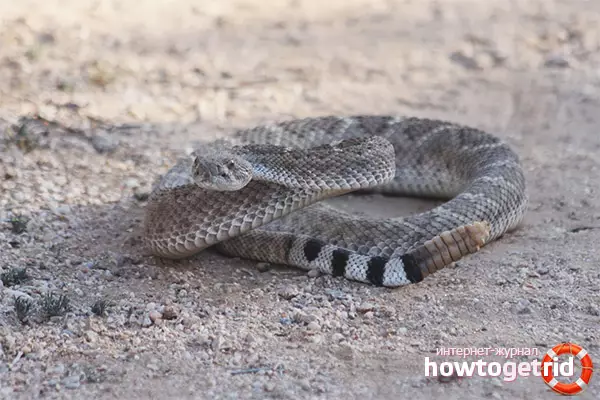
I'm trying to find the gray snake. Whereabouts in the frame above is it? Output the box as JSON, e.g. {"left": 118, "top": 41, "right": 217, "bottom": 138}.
{"left": 143, "top": 116, "right": 527, "bottom": 287}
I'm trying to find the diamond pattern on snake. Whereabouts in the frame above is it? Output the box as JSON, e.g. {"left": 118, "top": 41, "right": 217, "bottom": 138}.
{"left": 144, "top": 116, "right": 527, "bottom": 287}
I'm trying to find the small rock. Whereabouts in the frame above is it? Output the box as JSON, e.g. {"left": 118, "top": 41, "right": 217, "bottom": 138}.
{"left": 397, "top": 327, "right": 408, "bottom": 335}
{"left": 91, "top": 133, "right": 119, "bottom": 153}
{"left": 264, "top": 381, "right": 276, "bottom": 392}
{"left": 363, "top": 311, "right": 374, "bottom": 319}
{"left": 513, "top": 299, "right": 532, "bottom": 314}
{"left": 246, "top": 353, "right": 259, "bottom": 365}
{"left": 133, "top": 189, "right": 150, "bottom": 201}
{"left": 4, "top": 289, "right": 32, "bottom": 300}
{"left": 278, "top": 285, "right": 299, "bottom": 300}
{"left": 325, "top": 289, "right": 347, "bottom": 300}
{"left": 141, "top": 315, "right": 153, "bottom": 327}
{"left": 53, "top": 205, "right": 71, "bottom": 215}
{"left": 307, "top": 321, "right": 321, "bottom": 331}
{"left": 490, "top": 377, "right": 503, "bottom": 388}
{"left": 244, "top": 333, "right": 257, "bottom": 345}
{"left": 146, "top": 363, "right": 159, "bottom": 371}
{"left": 148, "top": 310, "right": 162, "bottom": 322}
{"left": 536, "top": 265, "right": 550, "bottom": 275}
{"left": 211, "top": 336, "right": 223, "bottom": 352}
{"left": 449, "top": 51, "right": 480, "bottom": 70}
{"left": 438, "top": 372, "right": 459, "bottom": 383}
{"left": 62, "top": 374, "right": 81, "bottom": 389}
{"left": 544, "top": 54, "right": 570, "bottom": 68}
{"left": 587, "top": 304, "right": 600, "bottom": 316}
{"left": 84, "top": 330, "right": 99, "bottom": 343}
{"left": 256, "top": 262, "right": 270, "bottom": 272}
{"left": 294, "top": 312, "right": 317, "bottom": 324}
{"left": 331, "top": 333, "right": 344, "bottom": 342}
{"left": 162, "top": 305, "right": 178, "bottom": 320}
{"left": 51, "top": 364, "right": 66, "bottom": 375}
{"left": 307, "top": 269, "right": 321, "bottom": 278}
{"left": 409, "top": 377, "right": 426, "bottom": 388}
{"left": 527, "top": 270, "right": 540, "bottom": 278}
{"left": 569, "top": 265, "right": 581, "bottom": 271}
{"left": 298, "top": 379, "right": 311, "bottom": 391}
{"left": 123, "top": 178, "right": 140, "bottom": 188}
{"left": 356, "top": 302, "right": 376, "bottom": 313}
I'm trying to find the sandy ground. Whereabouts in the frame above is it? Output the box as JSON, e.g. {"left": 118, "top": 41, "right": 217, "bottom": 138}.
{"left": 0, "top": 0, "right": 599, "bottom": 399}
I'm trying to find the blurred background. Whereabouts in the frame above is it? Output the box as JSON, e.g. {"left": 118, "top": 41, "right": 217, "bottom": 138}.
{"left": 1, "top": 0, "right": 598, "bottom": 129}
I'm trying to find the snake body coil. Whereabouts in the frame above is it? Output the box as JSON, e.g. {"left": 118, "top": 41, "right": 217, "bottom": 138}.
{"left": 144, "top": 116, "right": 527, "bottom": 287}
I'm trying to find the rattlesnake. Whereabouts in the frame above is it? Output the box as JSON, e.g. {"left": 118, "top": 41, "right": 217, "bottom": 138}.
{"left": 143, "top": 116, "right": 527, "bottom": 287}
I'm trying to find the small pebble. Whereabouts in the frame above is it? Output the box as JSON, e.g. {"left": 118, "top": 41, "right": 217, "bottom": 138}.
{"left": 256, "top": 262, "right": 270, "bottom": 272}
{"left": 294, "top": 312, "right": 317, "bottom": 324}
{"left": 84, "top": 330, "right": 99, "bottom": 343}
{"left": 146, "top": 363, "right": 159, "bottom": 371}
{"left": 307, "top": 321, "right": 321, "bottom": 331}
{"left": 513, "top": 299, "right": 532, "bottom": 314}
{"left": 587, "top": 304, "right": 599, "bottom": 316}
{"left": 148, "top": 310, "right": 163, "bottom": 322}
{"left": 325, "top": 289, "right": 347, "bottom": 300}
{"left": 536, "top": 265, "right": 550, "bottom": 275}
{"left": 162, "top": 305, "right": 179, "bottom": 320}
{"left": 449, "top": 51, "right": 480, "bottom": 70}
{"left": 246, "top": 353, "right": 259, "bottom": 365}
{"left": 133, "top": 189, "right": 150, "bottom": 201}
{"left": 356, "top": 302, "right": 376, "bottom": 313}
{"left": 62, "top": 375, "right": 81, "bottom": 389}
{"left": 307, "top": 269, "right": 321, "bottom": 278}
{"left": 544, "top": 54, "right": 570, "bottom": 68}
{"left": 298, "top": 379, "right": 311, "bottom": 391}
{"left": 278, "top": 285, "right": 299, "bottom": 300}
{"left": 141, "top": 315, "right": 153, "bottom": 327}
{"left": 331, "top": 333, "right": 344, "bottom": 342}
{"left": 91, "top": 133, "right": 119, "bottom": 153}
{"left": 51, "top": 364, "right": 66, "bottom": 375}
{"left": 264, "top": 382, "right": 276, "bottom": 392}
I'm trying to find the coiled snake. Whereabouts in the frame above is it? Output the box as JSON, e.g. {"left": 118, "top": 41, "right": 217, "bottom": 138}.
{"left": 143, "top": 116, "right": 527, "bottom": 287}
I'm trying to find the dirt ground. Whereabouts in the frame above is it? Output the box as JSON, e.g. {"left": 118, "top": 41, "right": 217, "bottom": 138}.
{"left": 0, "top": 0, "right": 599, "bottom": 399}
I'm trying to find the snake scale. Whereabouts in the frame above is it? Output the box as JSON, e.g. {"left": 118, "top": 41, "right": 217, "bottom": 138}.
{"left": 143, "top": 116, "right": 527, "bottom": 287}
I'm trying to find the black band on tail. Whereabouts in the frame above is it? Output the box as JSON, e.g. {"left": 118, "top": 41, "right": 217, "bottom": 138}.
{"left": 401, "top": 253, "right": 424, "bottom": 283}
{"left": 366, "top": 256, "right": 387, "bottom": 286}
{"left": 331, "top": 249, "right": 350, "bottom": 277}
{"left": 304, "top": 239, "right": 324, "bottom": 262}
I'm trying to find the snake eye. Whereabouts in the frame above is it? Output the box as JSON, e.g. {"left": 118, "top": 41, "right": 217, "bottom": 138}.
{"left": 220, "top": 172, "right": 229, "bottom": 178}
{"left": 226, "top": 160, "right": 235, "bottom": 169}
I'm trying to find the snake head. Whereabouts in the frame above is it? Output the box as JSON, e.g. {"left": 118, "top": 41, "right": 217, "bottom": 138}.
{"left": 191, "top": 153, "right": 253, "bottom": 191}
